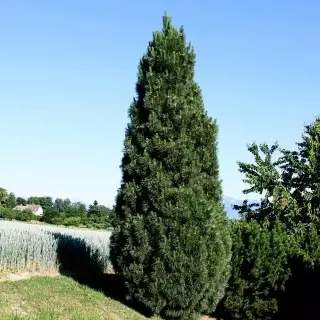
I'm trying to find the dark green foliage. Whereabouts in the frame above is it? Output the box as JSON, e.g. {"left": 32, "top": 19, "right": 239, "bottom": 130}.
{"left": 216, "top": 220, "right": 292, "bottom": 320}
{"left": 274, "top": 223, "right": 320, "bottom": 319}
{"left": 0, "top": 207, "right": 16, "bottom": 219}
{"left": 66, "top": 202, "right": 87, "bottom": 219}
{"left": 0, "top": 188, "right": 8, "bottom": 205}
{"left": 110, "top": 14, "right": 231, "bottom": 319}
{"left": 27, "top": 196, "right": 53, "bottom": 212}
{"left": 25, "top": 196, "right": 56, "bottom": 221}
{"left": 16, "top": 197, "right": 27, "bottom": 206}
{"left": 53, "top": 198, "right": 71, "bottom": 212}
{"left": 4, "top": 192, "right": 17, "bottom": 208}
{"left": 15, "top": 209, "right": 40, "bottom": 221}
{"left": 42, "top": 207, "right": 60, "bottom": 224}
{"left": 87, "top": 200, "right": 112, "bottom": 228}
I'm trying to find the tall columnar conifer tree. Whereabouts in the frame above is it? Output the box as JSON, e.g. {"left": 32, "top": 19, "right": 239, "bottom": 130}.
{"left": 110, "top": 14, "right": 231, "bottom": 319}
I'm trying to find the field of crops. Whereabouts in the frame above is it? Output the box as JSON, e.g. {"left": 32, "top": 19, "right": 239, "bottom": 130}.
{"left": 0, "top": 220, "right": 111, "bottom": 275}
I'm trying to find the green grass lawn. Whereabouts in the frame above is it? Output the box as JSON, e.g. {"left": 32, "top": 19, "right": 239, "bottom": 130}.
{"left": 0, "top": 276, "right": 159, "bottom": 320}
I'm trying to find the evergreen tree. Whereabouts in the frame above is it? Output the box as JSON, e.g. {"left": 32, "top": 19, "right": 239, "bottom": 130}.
{"left": 110, "top": 14, "right": 231, "bottom": 319}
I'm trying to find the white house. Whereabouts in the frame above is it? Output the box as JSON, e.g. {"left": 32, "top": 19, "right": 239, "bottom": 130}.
{"left": 14, "top": 204, "right": 44, "bottom": 216}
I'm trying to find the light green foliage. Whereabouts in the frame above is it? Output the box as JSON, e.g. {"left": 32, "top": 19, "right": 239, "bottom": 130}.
{"left": 238, "top": 142, "right": 281, "bottom": 196}
{"left": 235, "top": 142, "right": 281, "bottom": 223}
{"left": 0, "top": 221, "right": 111, "bottom": 274}
{"left": 280, "top": 117, "right": 320, "bottom": 219}
{"left": 236, "top": 116, "right": 320, "bottom": 227}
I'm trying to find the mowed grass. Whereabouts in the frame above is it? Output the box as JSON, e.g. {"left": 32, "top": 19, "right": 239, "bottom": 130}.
{"left": 0, "top": 275, "right": 160, "bottom": 320}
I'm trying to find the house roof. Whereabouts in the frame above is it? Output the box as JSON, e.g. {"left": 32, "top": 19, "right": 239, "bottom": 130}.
{"left": 14, "top": 204, "right": 42, "bottom": 212}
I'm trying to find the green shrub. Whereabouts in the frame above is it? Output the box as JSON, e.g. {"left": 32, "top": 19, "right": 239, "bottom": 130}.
{"left": 51, "top": 216, "right": 64, "bottom": 225}
{"left": 0, "top": 207, "right": 15, "bottom": 220}
{"left": 62, "top": 216, "right": 82, "bottom": 226}
{"left": 110, "top": 14, "right": 231, "bottom": 319}
{"left": 14, "top": 209, "right": 39, "bottom": 221}
{"left": 216, "top": 220, "right": 292, "bottom": 320}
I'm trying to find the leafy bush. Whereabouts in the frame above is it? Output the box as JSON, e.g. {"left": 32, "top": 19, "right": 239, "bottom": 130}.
{"left": 15, "top": 209, "right": 40, "bottom": 221}
{"left": 215, "top": 220, "right": 292, "bottom": 320}
{"left": 0, "top": 207, "right": 15, "bottom": 220}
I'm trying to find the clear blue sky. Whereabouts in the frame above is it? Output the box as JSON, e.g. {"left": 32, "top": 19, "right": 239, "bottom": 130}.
{"left": 1, "top": 1, "right": 320, "bottom": 207}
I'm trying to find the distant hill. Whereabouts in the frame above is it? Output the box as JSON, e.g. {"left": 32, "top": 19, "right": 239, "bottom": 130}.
{"left": 223, "top": 196, "right": 260, "bottom": 219}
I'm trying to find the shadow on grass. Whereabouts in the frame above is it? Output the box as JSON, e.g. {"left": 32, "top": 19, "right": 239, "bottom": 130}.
{"left": 53, "top": 232, "right": 153, "bottom": 318}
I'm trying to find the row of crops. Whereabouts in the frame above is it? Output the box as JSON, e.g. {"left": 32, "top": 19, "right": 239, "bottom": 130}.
{"left": 0, "top": 220, "right": 111, "bottom": 275}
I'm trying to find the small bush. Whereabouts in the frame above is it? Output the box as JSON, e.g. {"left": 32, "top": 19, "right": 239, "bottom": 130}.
{"left": 15, "top": 209, "right": 39, "bottom": 221}
{"left": 215, "top": 220, "right": 292, "bottom": 320}
{"left": 0, "top": 207, "right": 15, "bottom": 220}
{"left": 62, "top": 216, "right": 82, "bottom": 227}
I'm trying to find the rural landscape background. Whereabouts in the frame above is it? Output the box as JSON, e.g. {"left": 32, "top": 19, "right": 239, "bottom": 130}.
{"left": 1, "top": 1, "right": 320, "bottom": 320}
